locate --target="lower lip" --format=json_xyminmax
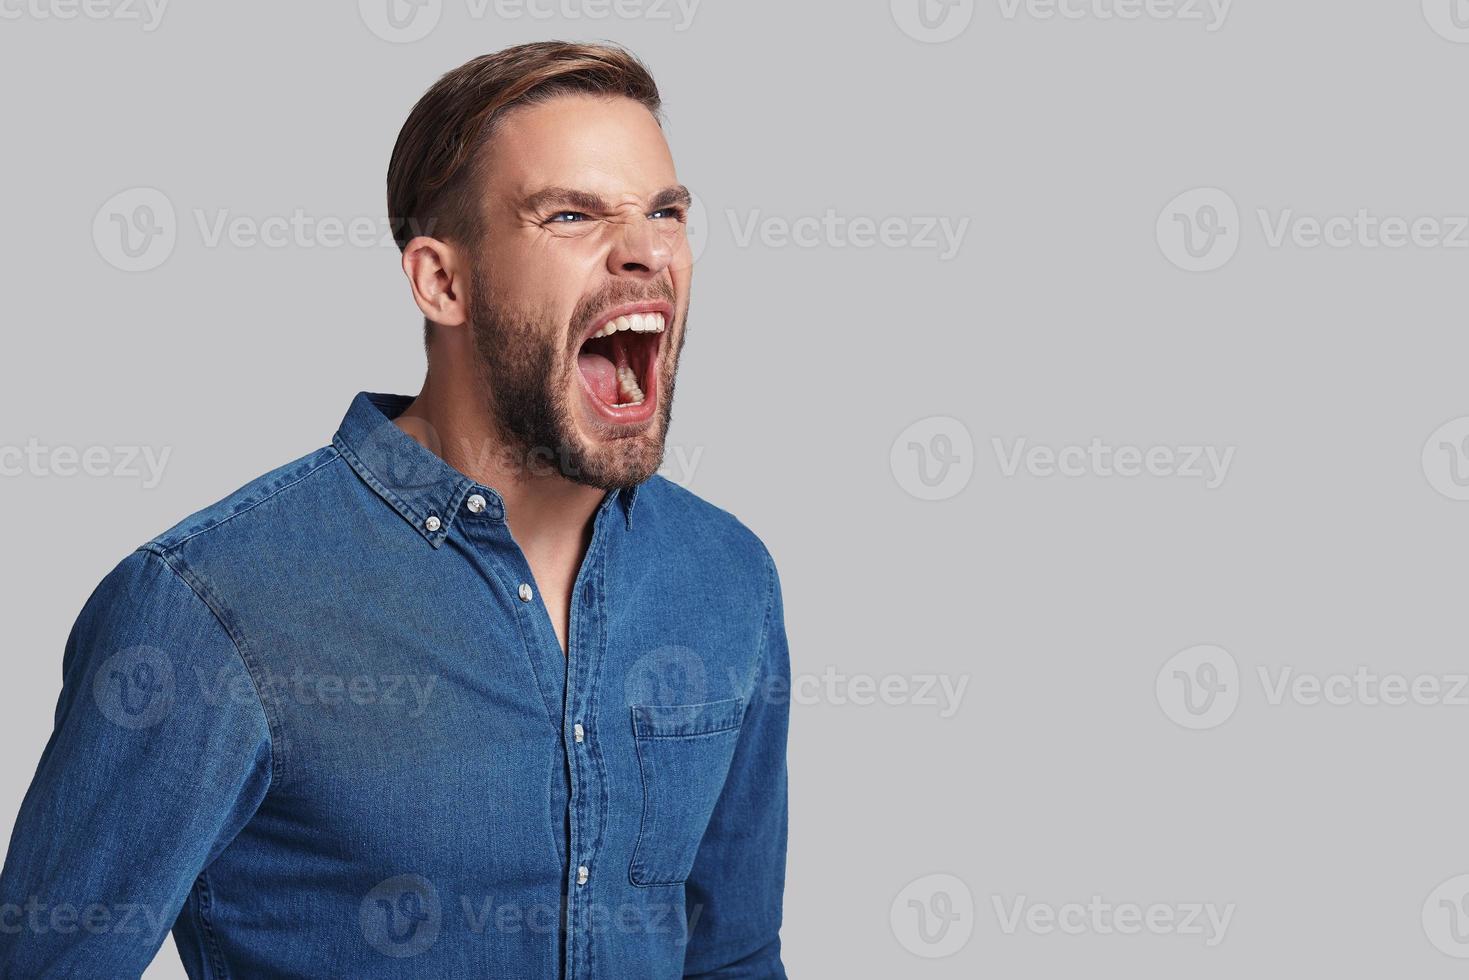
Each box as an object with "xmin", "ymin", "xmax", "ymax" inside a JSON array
[{"xmin": 575, "ymin": 351, "xmax": 660, "ymax": 426}]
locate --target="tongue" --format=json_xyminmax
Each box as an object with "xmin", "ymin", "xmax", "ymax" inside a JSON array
[{"xmin": 578, "ymin": 351, "xmax": 619, "ymax": 404}]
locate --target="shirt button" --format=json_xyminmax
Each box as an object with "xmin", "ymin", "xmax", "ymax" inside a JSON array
[
  {"xmin": 573, "ymin": 723, "xmax": 585, "ymax": 743},
  {"xmin": 518, "ymin": 583, "xmax": 533, "ymax": 602},
  {"xmin": 576, "ymin": 865, "xmax": 589, "ymax": 885},
  {"xmin": 466, "ymin": 494, "xmax": 486, "ymax": 514},
  {"xmin": 424, "ymin": 515, "xmax": 441, "ymax": 532}
]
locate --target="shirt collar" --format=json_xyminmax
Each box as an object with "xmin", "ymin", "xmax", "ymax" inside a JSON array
[{"xmin": 333, "ymin": 391, "xmax": 640, "ymax": 546}]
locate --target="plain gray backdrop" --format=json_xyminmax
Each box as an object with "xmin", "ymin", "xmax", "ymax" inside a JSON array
[{"xmin": 4, "ymin": 0, "xmax": 1469, "ymax": 975}]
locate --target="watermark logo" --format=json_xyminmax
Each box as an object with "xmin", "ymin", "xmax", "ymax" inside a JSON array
[
  {"xmin": 1422, "ymin": 0, "xmax": 1469, "ymax": 42},
  {"xmin": 891, "ymin": 416, "xmax": 974, "ymax": 501},
  {"xmin": 625, "ymin": 645, "xmax": 709, "ymax": 706},
  {"xmin": 775, "ymin": 669, "xmax": 968, "ymax": 717},
  {"xmin": 1156, "ymin": 644, "xmax": 1239, "ymax": 730},
  {"xmin": 996, "ymin": 0, "xmax": 1233, "ymax": 31},
  {"xmin": 1424, "ymin": 874, "xmax": 1469, "ymax": 957},
  {"xmin": 891, "ymin": 874, "xmax": 974, "ymax": 958},
  {"xmin": 1157, "ymin": 187, "xmax": 1239, "ymax": 272},
  {"xmin": 358, "ymin": 0, "xmax": 442, "ymax": 41},
  {"xmin": 1423, "ymin": 417, "xmax": 1469, "ymax": 501},
  {"xmin": 891, "ymin": 0, "xmax": 975, "ymax": 42},
  {"xmin": 0, "ymin": 0, "xmax": 169, "ymax": 30},
  {"xmin": 726, "ymin": 209, "xmax": 968, "ymax": 260},
  {"xmin": 993, "ymin": 437, "xmax": 1235, "ymax": 488},
  {"xmin": 93, "ymin": 187, "xmax": 176, "ymax": 272},
  {"xmin": 994, "ymin": 895, "xmax": 1234, "ymax": 945},
  {"xmin": 92, "ymin": 646, "xmax": 175, "ymax": 729},
  {"xmin": 0, "ymin": 440, "xmax": 172, "ymax": 488},
  {"xmin": 361, "ymin": 874, "xmax": 442, "ymax": 958}
]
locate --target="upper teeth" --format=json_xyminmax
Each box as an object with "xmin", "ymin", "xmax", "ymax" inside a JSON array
[{"xmin": 592, "ymin": 312, "xmax": 666, "ymax": 338}]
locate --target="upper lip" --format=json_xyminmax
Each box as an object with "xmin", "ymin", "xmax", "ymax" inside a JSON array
[{"xmin": 579, "ymin": 300, "xmax": 674, "ymax": 346}]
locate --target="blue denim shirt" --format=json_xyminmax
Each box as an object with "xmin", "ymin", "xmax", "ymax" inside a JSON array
[{"xmin": 0, "ymin": 392, "xmax": 789, "ymax": 979}]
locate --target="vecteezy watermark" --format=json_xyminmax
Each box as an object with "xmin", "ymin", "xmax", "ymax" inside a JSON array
[
  {"xmin": 361, "ymin": 874, "xmax": 442, "ymax": 958},
  {"xmin": 357, "ymin": 0, "xmax": 700, "ymax": 43},
  {"xmin": 1156, "ymin": 644, "xmax": 1240, "ymax": 730},
  {"xmin": 93, "ymin": 188, "xmax": 177, "ymax": 272},
  {"xmin": 360, "ymin": 874, "xmax": 696, "ymax": 958},
  {"xmin": 1158, "ymin": 645, "xmax": 1469, "ymax": 730},
  {"xmin": 1424, "ymin": 874, "xmax": 1469, "ymax": 957},
  {"xmin": 92, "ymin": 646, "xmax": 176, "ymax": 730},
  {"xmin": 0, "ymin": 897, "xmax": 173, "ymax": 937},
  {"xmin": 1422, "ymin": 417, "xmax": 1469, "ymax": 501},
  {"xmin": 1257, "ymin": 667, "xmax": 1469, "ymax": 708},
  {"xmin": 0, "ymin": 0, "xmax": 168, "ymax": 30},
  {"xmin": 891, "ymin": 0, "xmax": 976, "ymax": 42},
  {"xmin": 992, "ymin": 895, "xmax": 1235, "ymax": 946},
  {"xmin": 1422, "ymin": 0, "xmax": 1469, "ymax": 43},
  {"xmin": 0, "ymin": 440, "xmax": 172, "ymax": 488},
  {"xmin": 1160, "ymin": 186, "xmax": 1469, "ymax": 272},
  {"xmin": 750, "ymin": 668, "xmax": 968, "ymax": 718},
  {"xmin": 997, "ymin": 0, "xmax": 1232, "ymax": 29},
  {"xmin": 197, "ymin": 666, "xmax": 441, "ymax": 719},
  {"xmin": 992, "ymin": 437, "xmax": 1236, "ymax": 489},
  {"xmin": 725, "ymin": 209, "xmax": 969, "ymax": 260},
  {"xmin": 1157, "ymin": 187, "xmax": 1240, "ymax": 272},
  {"xmin": 891, "ymin": 874, "xmax": 975, "ymax": 958},
  {"xmin": 93, "ymin": 187, "xmax": 439, "ymax": 272},
  {"xmin": 891, "ymin": 416, "xmax": 975, "ymax": 501}
]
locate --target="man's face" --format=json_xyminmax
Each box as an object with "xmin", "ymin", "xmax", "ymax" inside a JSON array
[{"xmin": 465, "ymin": 93, "xmax": 692, "ymax": 490}]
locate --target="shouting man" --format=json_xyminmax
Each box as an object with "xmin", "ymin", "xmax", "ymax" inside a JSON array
[{"xmin": 0, "ymin": 42, "xmax": 790, "ymax": 979}]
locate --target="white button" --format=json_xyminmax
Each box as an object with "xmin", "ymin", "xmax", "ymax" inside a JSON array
[
  {"xmin": 424, "ymin": 515, "xmax": 441, "ymax": 532},
  {"xmin": 518, "ymin": 583, "xmax": 533, "ymax": 602},
  {"xmin": 576, "ymin": 865, "xmax": 589, "ymax": 885},
  {"xmin": 466, "ymin": 494, "xmax": 486, "ymax": 514},
  {"xmin": 573, "ymin": 723, "xmax": 585, "ymax": 743}
]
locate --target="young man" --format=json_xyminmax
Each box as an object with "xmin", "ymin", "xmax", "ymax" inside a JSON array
[{"xmin": 0, "ymin": 42, "xmax": 789, "ymax": 979}]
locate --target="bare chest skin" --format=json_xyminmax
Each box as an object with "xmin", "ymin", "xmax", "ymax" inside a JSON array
[
  {"xmin": 519, "ymin": 525, "xmax": 593, "ymax": 657},
  {"xmin": 529, "ymin": 561, "xmax": 574, "ymax": 656}
]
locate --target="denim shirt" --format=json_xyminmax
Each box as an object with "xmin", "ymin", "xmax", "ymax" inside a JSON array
[{"xmin": 0, "ymin": 392, "xmax": 789, "ymax": 979}]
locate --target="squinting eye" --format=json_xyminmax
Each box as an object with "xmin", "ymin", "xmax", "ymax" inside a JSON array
[
  {"xmin": 548, "ymin": 211, "xmax": 589, "ymax": 224},
  {"xmin": 650, "ymin": 207, "xmax": 687, "ymax": 222}
]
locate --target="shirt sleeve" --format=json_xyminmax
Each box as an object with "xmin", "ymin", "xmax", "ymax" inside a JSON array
[
  {"xmin": 682, "ymin": 547, "xmax": 790, "ymax": 979},
  {"xmin": 0, "ymin": 548, "xmax": 273, "ymax": 979}
]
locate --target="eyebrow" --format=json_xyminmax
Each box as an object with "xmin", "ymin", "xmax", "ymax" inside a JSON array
[{"xmin": 521, "ymin": 185, "xmax": 692, "ymax": 215}]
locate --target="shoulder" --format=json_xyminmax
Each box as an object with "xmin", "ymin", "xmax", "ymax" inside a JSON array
[
  {"xmin": 142, "ymin": 445, "xmax": 345, "ymax": 558},
  {"xmin": 633, "ymin": 475, "xmax": 778, "ymax": 582}
]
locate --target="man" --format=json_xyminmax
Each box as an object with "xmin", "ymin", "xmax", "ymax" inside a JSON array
[{"xmin": 0, "ymin": 42, "xmax": 789, "ymax": 979}]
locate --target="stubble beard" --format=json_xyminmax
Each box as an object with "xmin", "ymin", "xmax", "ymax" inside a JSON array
[{"xmin": 467, "ymin": 265, "xmax": 683, "ymax": 491}]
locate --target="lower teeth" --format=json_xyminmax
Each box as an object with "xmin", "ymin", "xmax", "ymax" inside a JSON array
[{"xmin": 615, "ymin": 365, "xmax": 646, "ymax": 406}]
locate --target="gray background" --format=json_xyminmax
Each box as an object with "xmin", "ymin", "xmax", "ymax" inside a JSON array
[{"xmin": 3, "ymin": 0, "xmax": 1469, "ymax": 975}]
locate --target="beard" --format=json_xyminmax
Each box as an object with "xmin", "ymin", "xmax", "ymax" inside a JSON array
[{"xmin": 467, "ymin": 265, "xmax": 681, "ymax": 490}]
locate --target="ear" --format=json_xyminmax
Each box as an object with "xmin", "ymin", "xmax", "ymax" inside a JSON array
[{"xmin": 402, "ymin": 236, "xmax": 469, "ymax": 328}]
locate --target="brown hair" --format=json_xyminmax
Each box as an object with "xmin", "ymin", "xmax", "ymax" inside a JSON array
[{"xmin": 386, "ymin": 41, "xmax": 663, "ymax": 256}]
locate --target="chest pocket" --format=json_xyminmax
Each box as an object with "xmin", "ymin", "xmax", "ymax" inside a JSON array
[{"xmin": 629, "ymin": 698, "xmax": 745, "ymax": 887}]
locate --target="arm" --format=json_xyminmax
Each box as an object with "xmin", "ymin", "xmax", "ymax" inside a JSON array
[
  {"xmin": 682, "ymin": 548, "xmax": 790, "ymax": 979},
  {"xmin": 0, "ymin": 548, "xmax": 272, "ymax": 979}
]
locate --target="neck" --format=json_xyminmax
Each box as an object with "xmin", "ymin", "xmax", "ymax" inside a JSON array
[{"xmin": 394, "ymin": 355, "xmax": 606, "ymax": 552}]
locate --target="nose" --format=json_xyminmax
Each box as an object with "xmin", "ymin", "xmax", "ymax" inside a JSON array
[{"xmin": 606, "ymin": 212, "xmax": 672, "ymax": 279}]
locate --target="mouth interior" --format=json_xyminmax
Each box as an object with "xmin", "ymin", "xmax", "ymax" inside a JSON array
[{"xmin": 576, "ymin": 314, "xmax": 662, "ymax": 409}]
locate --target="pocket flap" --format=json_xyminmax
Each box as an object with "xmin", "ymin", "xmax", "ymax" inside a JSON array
[{"xmin": 631, "ymin": 697, "xmax": 745, "ymax": 739}]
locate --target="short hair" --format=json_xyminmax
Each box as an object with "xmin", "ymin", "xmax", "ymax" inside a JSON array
[{"xmin": 386, "ymin": 41, "xmax": 663, "ymax": 256}]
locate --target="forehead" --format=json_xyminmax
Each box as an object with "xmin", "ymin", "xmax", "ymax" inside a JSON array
[{"xmin": 482, "ymin": 93, "xmax": 677, "ymax": 201}]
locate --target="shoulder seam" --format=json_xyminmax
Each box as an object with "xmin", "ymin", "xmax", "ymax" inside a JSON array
[
  {"xmin": 754, "ymin": 544, "xmax": 778, "ymax": 682},
  {"xmin": 135, "ymin": 545, "xmax": 284, "ymax": 788},
  {"xmin": 152, "ymin": 448, "xmax": 341, "ymax": 555}
]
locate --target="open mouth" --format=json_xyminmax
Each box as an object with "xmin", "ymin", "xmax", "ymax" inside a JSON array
[{"xmin": 574, "ymin": 303, "xmax": 668, "ymax": 422}]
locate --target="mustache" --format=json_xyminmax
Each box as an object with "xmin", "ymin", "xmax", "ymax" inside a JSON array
[{"xmin": 566, "ymin": 280, "xmax": 676, "ymax": 349}]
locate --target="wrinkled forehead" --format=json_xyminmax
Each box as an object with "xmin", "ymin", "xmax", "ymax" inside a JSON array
[{"xmin": 481, "ymin": 93, "xmax": 678, "ymax": 207}]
